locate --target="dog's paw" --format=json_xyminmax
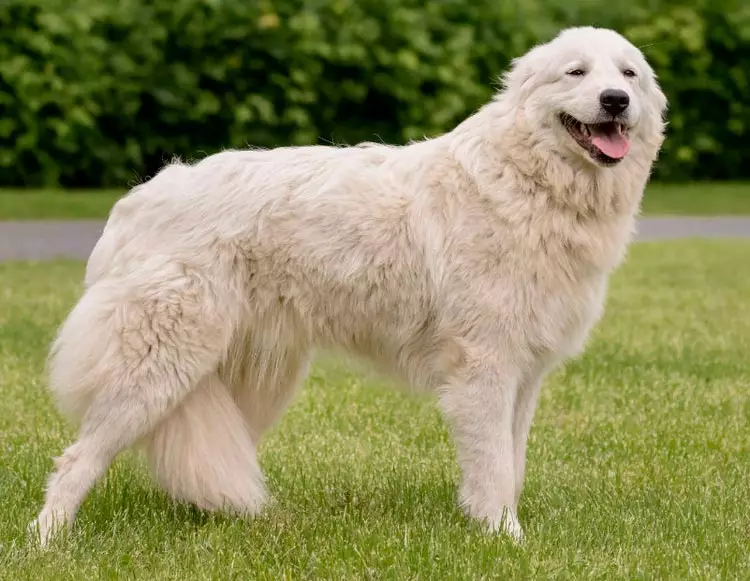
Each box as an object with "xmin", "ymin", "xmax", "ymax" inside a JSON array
[
  {"xmin": 487, "ymin": 507, "xmax": 524, "ymax": 544},
  {"xmin": 27, "ymin": 509, "xmax": 69, "ymax": 548}
]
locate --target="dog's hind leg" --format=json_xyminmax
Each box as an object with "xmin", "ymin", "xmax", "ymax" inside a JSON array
[
  {"xmin": 141, "ymin": 308, "xmax": 309, "ymax": 518},
  {"xmin": 232, "ymin": 346, "xmax": 310, "ymax": 443},
  {"xmin": 141, "ymin": 372, "xmax": 268, "ymax": 516},
  {"xmin": 221, "ymin": 307, "xmax": 311, "ymax": 442},
  {"xmin": 29, "ymin": 270, "xmax": 241, "ymax": 547}
]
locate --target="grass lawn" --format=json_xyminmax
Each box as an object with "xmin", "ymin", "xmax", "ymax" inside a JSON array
[
  {"xmin": 1, "ymin": 240, "xmax": 749, "ymax": 579},
  {"xmin": 1, "ymin": 182, "xmax": 749, "ymax": 220},
  {"xmin": 642, "ymin": 182, "xmax": 750, "ymax": 216},
  {"xmin": 0, "ymin": 189, "xmax": 124, "ymax": 220}
]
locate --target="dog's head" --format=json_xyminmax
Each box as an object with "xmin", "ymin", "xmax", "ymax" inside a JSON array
[{"xmin": 501, "ymin": 27, "xmax": 667, "ymax": 169}]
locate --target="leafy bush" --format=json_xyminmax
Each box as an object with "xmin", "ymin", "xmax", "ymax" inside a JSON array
[
  {"xmin": 0, "ymin": 0, "xmax": 748, "ymax": 187},
  {"xmin": 623, "ymin": 1, "xmax": 750, "ymax": 180}
]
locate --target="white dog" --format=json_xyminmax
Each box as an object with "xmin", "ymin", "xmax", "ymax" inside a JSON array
[{"xmin": 30, "ymin": 26, "xmax": 666, "ymax": 546}]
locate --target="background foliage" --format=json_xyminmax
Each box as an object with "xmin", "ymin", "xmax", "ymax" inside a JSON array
[{"xmin": 0, "ymin": 0, "xmax": 748, "ymax": 187}]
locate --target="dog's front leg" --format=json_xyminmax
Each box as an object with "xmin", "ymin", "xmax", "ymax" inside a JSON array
[{"xmin": 438, "ymin": 359, "xmax": 523, "ymax": 542}]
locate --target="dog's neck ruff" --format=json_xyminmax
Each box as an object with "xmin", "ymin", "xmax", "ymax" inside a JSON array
[{"xmin": 448, "ymin": 99, "xmax": 656, "ymax": 220}]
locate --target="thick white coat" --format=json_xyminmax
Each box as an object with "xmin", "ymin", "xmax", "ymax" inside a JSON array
[{"xmin": 30, "ymin": 27, "xmax": 667, "ymax": 545}]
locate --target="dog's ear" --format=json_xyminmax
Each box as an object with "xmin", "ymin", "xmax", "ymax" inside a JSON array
[
  {"xmin": 499, "ymin": 46, "xmax": 546, "ymax": 100},
  {"xmin": 641, "ymin": 62, "xmax": 668, "ymax": 125},
  {"xmin": 653, "ymin": 77, "xmax": 668, "ymax": 120},
  {"xmin": 501, "ymin": 59, "xmax": 530, "ymax": 92}
]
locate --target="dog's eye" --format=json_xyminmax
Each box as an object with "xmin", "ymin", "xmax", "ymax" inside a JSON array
[
  {"xmin": 623, "ymin": 69, "xmax": 637, "ymax": 78},
  {"xmin": 566, "ymin": 69, "xmax": 586, "ymax": 77}
]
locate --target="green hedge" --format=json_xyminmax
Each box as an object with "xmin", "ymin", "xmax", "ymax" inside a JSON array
[{"xmin": 0, "ymin": 0, "xmax": 749, "ymax": 187}]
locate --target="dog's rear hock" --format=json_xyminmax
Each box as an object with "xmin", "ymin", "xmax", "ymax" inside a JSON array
[{"xmin": 29, "ymin": 275, "xmax": 240, "ymax": 547}]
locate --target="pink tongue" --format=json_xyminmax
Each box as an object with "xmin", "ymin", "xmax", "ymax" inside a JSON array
[{"xmin": 591, "ymin": 130, "xmax": 630, "ymax": 159}]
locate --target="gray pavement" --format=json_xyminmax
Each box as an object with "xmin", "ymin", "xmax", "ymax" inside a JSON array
[
  {"xmin": 0, "ymin": 220, "xmax": 105, "ymax": 262},
  {"xmin": 634, "ymin": 217, "xmax": 750, "ymax": 241},
  {"xmin": 0, "ymin": 217, "xmax": 749, "ymax": 262}
]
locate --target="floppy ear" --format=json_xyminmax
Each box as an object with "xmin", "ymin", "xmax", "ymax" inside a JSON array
[
  {"xmin": 645, "ymin": 70, "xmax": 669, "ymax": 126},
  {"xmin": 499, "ymin": 56, "xmax": 536, "ymax": 100},
  {"xmin": 654, "ymin": 79, "xmax": 668, "ymax": 121},
  {"xmin": 498, "ymin": 44, "xmax": 549, "ymax": 100},
  {"xmin": 636, "ymin": 50, "xmax": 668, "ymax": 121},
  {"xmin": 636, "ymin": 70, "xmax": 669, "ymax": 147},
  {"xmin": 501, "ymin": 57, "xmax": 530, "ymax": 89}
]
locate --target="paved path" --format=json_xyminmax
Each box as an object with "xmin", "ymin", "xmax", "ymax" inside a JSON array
[
  {"xmin": 0, "ymin": 220, "xmax": 105, "ymax": 262},
  {"xmin": 634, "ymin": 217, "xmax": 750, "ymax": 241},
  {"xmin": 1, "ymin": 217, "xmax": 749, "ymax": 262}
]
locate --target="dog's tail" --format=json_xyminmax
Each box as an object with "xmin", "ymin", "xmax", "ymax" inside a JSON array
[{"xmin": 142, "ymin": 373, "xmax": 268, "ymax": 516}]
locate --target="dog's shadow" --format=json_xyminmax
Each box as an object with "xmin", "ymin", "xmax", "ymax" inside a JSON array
[
  {"xmin": 23, "ymin": 449, "xmax": 541, "ymax": 552},
  {"xmin": 37, "ymin": 467, "xmax": 482, "ymax": 548}
]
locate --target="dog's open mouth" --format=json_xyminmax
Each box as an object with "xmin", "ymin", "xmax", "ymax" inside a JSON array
[{"xmin": 560, "ymin": 113, "xmax": 630, "ymax": 165}]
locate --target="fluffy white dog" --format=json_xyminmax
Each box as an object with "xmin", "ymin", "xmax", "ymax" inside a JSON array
[{"xmin": 30, "ymin": 26, "xmax": 666, "ymax": 545}]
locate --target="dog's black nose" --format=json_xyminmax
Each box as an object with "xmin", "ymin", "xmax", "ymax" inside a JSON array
[{"xmin": 599, "ymin": 89, "xmax": 630, "ymax": 115}]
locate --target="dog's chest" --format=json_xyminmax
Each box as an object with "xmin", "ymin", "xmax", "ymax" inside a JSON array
[
  {"xmin": 514, "ymin": 222, "xmax": 619, "ymax": 357},
  {"xmin": 442, "ymin": 221, "xmax": 616, "ymax": 360},
  {"xmin": 525, "ymin": 268, "xmax": 608, "ymax": 359}
]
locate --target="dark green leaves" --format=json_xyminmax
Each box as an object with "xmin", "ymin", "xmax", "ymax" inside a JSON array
[{"xmin": 0, "ymin": 0, "xmax": 748, "ymax": 187}]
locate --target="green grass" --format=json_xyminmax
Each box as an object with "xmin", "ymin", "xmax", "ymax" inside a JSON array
[
  {"xmin": 1, "ymin": 182, "xmax": 749, "ymax": 220},
  {"xmin": 0, "ymin": 189, "xmax": 124, "ymax": 220},
  {"xmin": 641, "ymin": 182, "xmax": 750, "ymax": 216},
  {"xmin": 1, "ymin": 241, "xmax": 749, "ymax": 579}
]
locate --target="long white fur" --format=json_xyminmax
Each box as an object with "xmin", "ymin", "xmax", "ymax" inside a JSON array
[{"xmin": 29, "ymin": 27, "xmax": 667, "ymax": 546}]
